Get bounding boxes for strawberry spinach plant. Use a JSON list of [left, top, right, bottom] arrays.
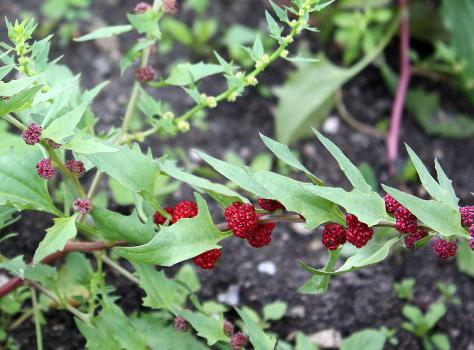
[[0, 0, 473, 348]]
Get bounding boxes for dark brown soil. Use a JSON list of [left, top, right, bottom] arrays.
[[1, 0, 474, 349]]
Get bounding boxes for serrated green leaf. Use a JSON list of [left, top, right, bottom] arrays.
[[383, 185, 466, 238], [0, 85, 42, 115], [304, 184, 389, 226], [265, 11, 282, 39], [300, 230, 401, 276], [177, 309, 228, 345], [405, 145, 458, 208], [252, 35, 264, 59], [166, 62, 224, 86], [435, 159, 459, 207], [159, 158, 246, 204], [263, 301, 287, 321], [63, 130, 119, 155], [127, 12, 161, 38], [259, 133, 323, 185], [0, 65, 14, 80], [0, 151, 58, 214], [74, 25, 133, 42], [341, 329, 386, 350], [133, 263, 184, 312], [269, 1, 289, 23], [33, 214, 78, 265], [115, 193, 230, 266], [0, 76, 37, 97], [91, 208, 155, 245], [253, 171, 341, 228], [236, 307, 277, 350], [84, 144, 158, 193], [76, 319, 122, 350], [314, 130, 371, 192], [42, 101, 89, 143], [195, 150, 270, 198]]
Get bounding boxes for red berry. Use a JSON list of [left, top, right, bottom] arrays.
[[257, 198, 285, 212], [223, 320, 234, 336], [224, 202, 258, 239], [469, 238, 474, 251], [172, 201, 198, 223], [192, 249, 221, 269], [134, 2, 152, 13], [231, 332, 248, 350], [394, 207, 418, 234], [404, 229, 428, 249], [135, 66, 155, 83], [36, 159, 55, 179], [345, 214, 374, 248], [73, 198, 92, 215], [162, 0, 178, 14], [174, 316, 190, 332], [65, 160, 85, 177], [22, 123, 42, 145], [247, 223, 275, 248], [153, 207, 174, 225], [460, 206, 474, 227], [47, 139, 61, 149], [322, 223, 346, 250], [432, 239, 457, 259], [384, 194, 401, 214], [470, 225, 474, 238]]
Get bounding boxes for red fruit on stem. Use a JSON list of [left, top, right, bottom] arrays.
[[394, 207, 418, 234], [153, 207, 174, 225], [73, 198, 92, 215], [231, 332, 248, 350], [36, 159, 55, 179], [257, 198, 285, 212], [135, 66, 155, 83], [192, 249, 221, 269], [223, 320, 234, 336], [174, 316, 190, 332], [224, 202, 258, 239], [432, 239, 457, 259], [345, 214, 374, 248], [460, 206, 474, 227], [384, 194, 401, 213], [162, 0, 178, 14], [322, 223, 346, 250], [404, 229, 428, 249], [22, 123, 42, 145], [172, 201, 198, 223], [134, 2, 152, 14], [65, 160, 85, 177], [247, 223, 275, 248]]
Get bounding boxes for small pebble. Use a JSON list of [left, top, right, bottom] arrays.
[[257, 261, 276, 275], [322, 116, 340, 134]]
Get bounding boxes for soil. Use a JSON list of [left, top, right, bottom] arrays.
[[1, 0, 474, 349]]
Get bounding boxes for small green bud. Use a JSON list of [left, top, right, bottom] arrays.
[[206, 96, 217, 108], [280, 50, 289, 58], [163, 111, 175, 120], [227, 92, 238, 102], [41, 86, 50, 93], [289, 20, 298, 28], [235, 71, 244, 79], [245, 76, 258, 86], [283, 35, 294, 45], [176, 120, 190, 132]]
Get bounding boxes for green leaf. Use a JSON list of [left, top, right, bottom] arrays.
[[263, 301, 287, 321], [383, 185, 466, 238], [253, 171, 341, 229], [305, 185, 389, 226], [405, 145, 458, 208], [0, 151, 58, 214], [166, 62, 224, 86], [133, 263, 184, 312], [341, 329, 386, 350], [159, 159, 246, 204], [0, 76, 37, 97], [84, 144, 158, 193], [177, 309, 228, 345], [56, 252, 92, 300], [91, 208, 155, 245], [120, 39, 155, 75], [425, 303, 446, 329], [195, 150, 270, 198], [259, 133, 323, 185], [431, 333, 450, 350], [298, 249, 339, 294], [76, 319, 122, 350], [74, 25, 133, 41], [456, 240, 474, 277], [127, 12, 161, 38], [295, 333, 317, 350], [402, 304, 425, 325], [236, 307, 277, 350], [314, 130, 371, 192], [0, 256, 27, 278], [269, 1, 289, 23], [265, 11, 282, 39], [300, 230, 401, 276], [0, 85, 42, 115], [33, 214, 79, 265], [175, 264, 201, 293], [42, 101, 89, 143], [434, 159, 458, 208], [63, 130, 119, 155], [115, 193, 230, 266]]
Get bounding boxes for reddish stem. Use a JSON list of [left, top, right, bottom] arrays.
[[387, 0, 411, 175]]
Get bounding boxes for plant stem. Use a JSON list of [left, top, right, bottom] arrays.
[[102, 255, 139, 284], [2, 113, 26, 130], [387, 0, 411, 175], [30, 287, 43, 350]]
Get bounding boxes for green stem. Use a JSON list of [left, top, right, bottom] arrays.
[[102, 255, 139, 284], [2, 113, 26, 130], [30, 287, 43, 350]]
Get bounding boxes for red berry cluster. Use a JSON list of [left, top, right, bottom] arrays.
[[223, 320, 234, 336], [322, 223, 346, 250], [225, 202, 276, 248], [192, 249, 221, 269], [404, 229, 428, 249], [460, 206, 474, 227], [22, 123, 42, 145], [153, 201, 198, 226], [65, 159, 85, 177], [134, 2, 152, 14], [384, 194, 418, 234], [135, 66, 155, 83], [231, 332, 248, 350], [174, 316, 190, 332], [36, 159, 55, 179], [162, 0, 178, 14], [345, 214, 374, 248], [433, 239, 457, 259], [469, 226, 474, 251], [73, 198, 92, 215], [258, 198, 285, 212]]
